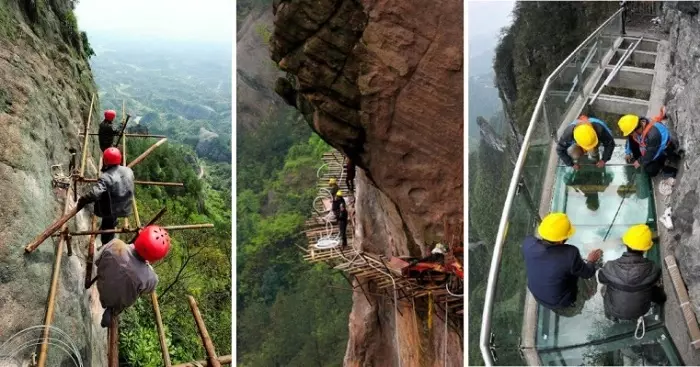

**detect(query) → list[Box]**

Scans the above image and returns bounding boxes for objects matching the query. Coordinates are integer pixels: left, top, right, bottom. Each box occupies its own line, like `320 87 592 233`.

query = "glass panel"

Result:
539 327 681 366
522 108 551 208
536 141 662 350
489 192 538 365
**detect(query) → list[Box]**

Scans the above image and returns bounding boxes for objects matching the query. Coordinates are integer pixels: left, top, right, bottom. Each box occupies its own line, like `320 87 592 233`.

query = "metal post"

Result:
187 296 221 367
79 94 95 177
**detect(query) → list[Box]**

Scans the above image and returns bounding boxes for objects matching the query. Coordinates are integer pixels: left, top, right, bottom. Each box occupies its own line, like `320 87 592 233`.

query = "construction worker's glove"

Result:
633 160 641 169
596 160 606 168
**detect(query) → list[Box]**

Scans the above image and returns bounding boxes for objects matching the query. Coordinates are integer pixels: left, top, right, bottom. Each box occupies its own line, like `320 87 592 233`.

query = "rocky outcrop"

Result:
270 0 463 365
661 1 700 321
0 1 103 365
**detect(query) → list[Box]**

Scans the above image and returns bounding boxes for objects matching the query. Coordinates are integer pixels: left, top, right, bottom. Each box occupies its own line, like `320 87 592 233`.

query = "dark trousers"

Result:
346 177 354 192
100 216 118 244
338 218 348 247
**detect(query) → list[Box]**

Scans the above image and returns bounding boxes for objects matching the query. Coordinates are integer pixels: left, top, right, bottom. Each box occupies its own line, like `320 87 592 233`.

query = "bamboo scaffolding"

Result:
78 177 185 187
108 314 119 367
187 296 221 367
24 206 80 253
79 94 95 177
151 292 172 366
80 133 168 138
53 223 214 237
128 138 167 168
172 355 233 367
84 215 98 288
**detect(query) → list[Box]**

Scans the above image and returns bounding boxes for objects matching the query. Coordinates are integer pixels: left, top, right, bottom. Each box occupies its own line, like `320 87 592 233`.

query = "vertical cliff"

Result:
270 0 463 365
0 0 103 365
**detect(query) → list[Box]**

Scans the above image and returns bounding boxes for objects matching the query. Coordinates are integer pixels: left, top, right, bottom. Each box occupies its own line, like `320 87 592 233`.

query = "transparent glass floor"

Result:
535 142 682 365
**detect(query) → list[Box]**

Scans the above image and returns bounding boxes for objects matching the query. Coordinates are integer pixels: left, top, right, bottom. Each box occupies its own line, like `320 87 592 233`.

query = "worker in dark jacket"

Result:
556 116 615 170
618 112 683 178
332 191 348 248
598 224 666 321
99 109 121 152
345 157 356 193
96 225 170 327
522 212 603 317
328 178 340 198
409 243 446 266
77 147 135 245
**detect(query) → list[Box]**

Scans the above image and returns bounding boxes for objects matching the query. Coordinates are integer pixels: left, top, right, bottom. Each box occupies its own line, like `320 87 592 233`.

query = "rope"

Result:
635 316 645 340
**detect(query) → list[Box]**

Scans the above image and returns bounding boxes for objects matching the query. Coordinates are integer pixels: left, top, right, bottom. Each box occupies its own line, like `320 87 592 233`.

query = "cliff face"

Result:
661 1 700 322
270 0 463 365
0 1 103 365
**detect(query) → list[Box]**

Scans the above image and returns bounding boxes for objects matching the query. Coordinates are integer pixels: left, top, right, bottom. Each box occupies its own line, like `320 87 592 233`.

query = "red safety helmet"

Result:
133 225 171 262
103 147 122 166
104 110 117 122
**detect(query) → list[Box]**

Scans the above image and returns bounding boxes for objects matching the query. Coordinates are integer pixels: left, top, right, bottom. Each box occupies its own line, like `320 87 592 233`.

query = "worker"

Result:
556 115 615 170
77 147 135 245
618 113 683 178
99 109 121 152
522 212 603 317
409 242 447 267
95 225 170 327
598 224 666 321
328 178 339 198
345 157 356 193
333 191 348 248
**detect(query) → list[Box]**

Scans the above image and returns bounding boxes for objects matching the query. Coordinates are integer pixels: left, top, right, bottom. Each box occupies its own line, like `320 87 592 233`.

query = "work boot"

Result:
101 308 112 328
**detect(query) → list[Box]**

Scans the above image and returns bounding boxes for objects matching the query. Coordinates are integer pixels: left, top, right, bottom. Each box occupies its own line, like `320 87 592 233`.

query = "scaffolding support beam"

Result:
78 177 185 187
108 314 120 367
55 223 214 237
24 206 80 253
85 215 98 288
128 138 167 168
187 295 221 367
172 355 233 367
79 93 95 177
151 292 172 366
80 133 168 139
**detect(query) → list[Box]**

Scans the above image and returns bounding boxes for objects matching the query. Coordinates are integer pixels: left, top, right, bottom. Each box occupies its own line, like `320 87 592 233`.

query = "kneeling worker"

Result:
522 213 603 317
556 115 615 170
618 112 682 178
95 225 171 327
77 147 135 245
598 224 666 321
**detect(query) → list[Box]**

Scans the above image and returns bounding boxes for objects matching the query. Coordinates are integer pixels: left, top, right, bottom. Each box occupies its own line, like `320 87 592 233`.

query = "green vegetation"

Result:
254 23 272 45
81 31 95 58
236 108 352 366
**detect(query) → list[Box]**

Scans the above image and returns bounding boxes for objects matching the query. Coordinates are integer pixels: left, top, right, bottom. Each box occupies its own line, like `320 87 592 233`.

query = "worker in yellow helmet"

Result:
332 190 348 248
522 213 602 317
618 109 683 178
598 224 666 321
556 115 615 170
328 177 339 197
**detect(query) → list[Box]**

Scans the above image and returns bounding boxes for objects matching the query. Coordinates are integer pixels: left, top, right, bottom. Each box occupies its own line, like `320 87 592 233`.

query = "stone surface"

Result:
271 0 463 363
0 1 104 365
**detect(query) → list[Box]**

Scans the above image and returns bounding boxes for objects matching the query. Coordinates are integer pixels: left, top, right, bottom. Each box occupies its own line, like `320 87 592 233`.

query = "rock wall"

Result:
661 1 700 322
270 0 463 365
0 1 104 365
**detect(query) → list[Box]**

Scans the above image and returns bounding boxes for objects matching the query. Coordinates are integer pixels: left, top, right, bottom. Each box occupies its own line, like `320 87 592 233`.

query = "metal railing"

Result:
479 7 624 366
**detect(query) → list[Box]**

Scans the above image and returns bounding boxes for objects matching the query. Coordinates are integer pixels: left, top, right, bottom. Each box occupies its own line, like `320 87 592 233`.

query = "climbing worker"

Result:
328 178 339 198
333 191 348 248
408 243 447 267
556 115 615 170
76 147 135 245
99 109 121 152
522 212 603 317
345 157 356 193
95 225 170 327
598 224 666 322
618 111 683 178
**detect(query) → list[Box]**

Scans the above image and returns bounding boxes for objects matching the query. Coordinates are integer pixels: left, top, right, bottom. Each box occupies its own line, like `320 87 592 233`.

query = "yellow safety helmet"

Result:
573 124 599 151
618 114 640 137
538 213 576 242
622 224 653 251
329 178 337 185
336 190 343 197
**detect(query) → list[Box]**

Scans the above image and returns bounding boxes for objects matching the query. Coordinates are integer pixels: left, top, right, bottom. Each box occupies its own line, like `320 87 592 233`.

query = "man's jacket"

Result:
598 251 665 320
99 120 121 151
625 120 670 166
522 236 597 309
96 239 158 313
556 117 615 166
84 165 135 218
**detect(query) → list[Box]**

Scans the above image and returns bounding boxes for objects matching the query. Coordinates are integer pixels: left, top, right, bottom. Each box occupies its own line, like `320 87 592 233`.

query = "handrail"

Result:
479 7 624 366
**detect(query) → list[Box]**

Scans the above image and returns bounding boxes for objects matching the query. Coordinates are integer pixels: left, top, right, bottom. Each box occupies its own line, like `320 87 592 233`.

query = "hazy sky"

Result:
468 0 516 38
75 0 233 43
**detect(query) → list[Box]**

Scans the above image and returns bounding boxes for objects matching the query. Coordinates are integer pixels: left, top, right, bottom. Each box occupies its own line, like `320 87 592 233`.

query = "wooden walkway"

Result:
300 151 463 330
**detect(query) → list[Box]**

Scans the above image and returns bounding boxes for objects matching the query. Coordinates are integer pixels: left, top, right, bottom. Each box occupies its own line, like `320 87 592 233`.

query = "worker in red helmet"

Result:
99 109 121 152
95 225 171 327
76 147 135 245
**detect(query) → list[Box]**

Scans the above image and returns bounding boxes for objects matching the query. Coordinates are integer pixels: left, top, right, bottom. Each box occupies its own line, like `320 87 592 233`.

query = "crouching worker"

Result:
599 224 666 322
76 147 134 245
409 243 447 267
523 213 603 317
556 115 615 170
95 225 171 327
618 112 683 178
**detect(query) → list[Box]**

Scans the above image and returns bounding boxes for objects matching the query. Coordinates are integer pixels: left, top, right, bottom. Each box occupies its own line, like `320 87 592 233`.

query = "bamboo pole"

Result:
79 94 95 177
172 355 233 367
24 206 80 253
127 138 167 168
54 223 213 237
122 127 129 230
37 191 72 367
187 296 221 367
85 215 98 288
107 313 119 367
78 178 184 187
80 133 167 139
151 293 172 366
